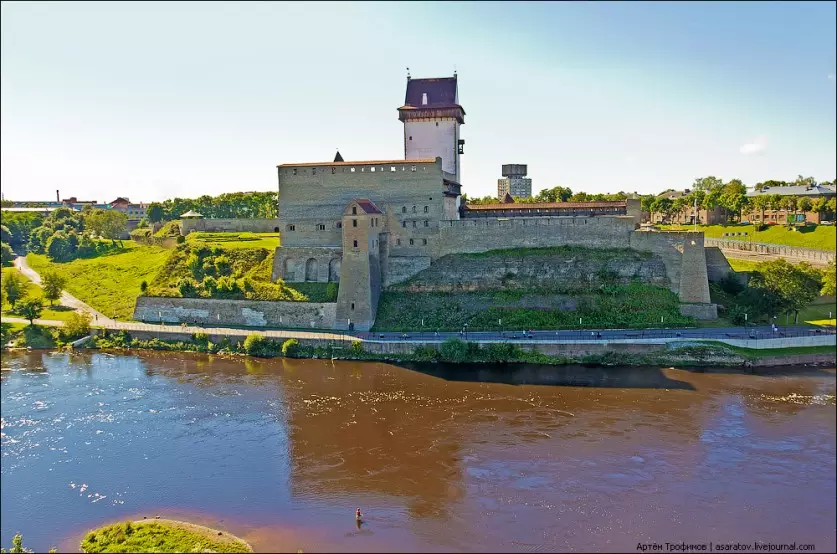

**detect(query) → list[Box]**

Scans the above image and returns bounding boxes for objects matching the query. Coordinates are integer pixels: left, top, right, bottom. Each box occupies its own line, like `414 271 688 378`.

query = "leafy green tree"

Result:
1 242 14 266
17 296 44 326
720 179 748 221
0 211 43 248
797 197 813 214
146 203 165 223
46 231 74 262
41 271 67 305
1 271 26 308
0 225 11 243
535 186 573 203
692 176 724 191
792 175 817 187
85 209 128 246
750 259 822 323
821 260 836 297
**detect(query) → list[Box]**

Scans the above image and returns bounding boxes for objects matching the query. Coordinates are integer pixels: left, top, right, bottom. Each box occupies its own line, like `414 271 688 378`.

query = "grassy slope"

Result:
702 342 836 359
659 223 836 251
27 242 170 320
81 521 251 553
148 243 336 303
1 267 79 322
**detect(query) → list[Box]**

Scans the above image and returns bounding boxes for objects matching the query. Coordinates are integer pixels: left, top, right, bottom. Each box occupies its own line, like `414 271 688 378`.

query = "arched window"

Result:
409 238 414 245
402 206 407 213
424 206 428 213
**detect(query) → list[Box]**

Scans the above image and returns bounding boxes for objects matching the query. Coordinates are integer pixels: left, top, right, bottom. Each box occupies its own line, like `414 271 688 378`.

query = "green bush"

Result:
63 312 92 340
281 338 301 357
176 277 197 296
411 345 439 361
214 255 231 275
46 231 75 262
439 338 470 362
350 340 364 354
243 333 269 356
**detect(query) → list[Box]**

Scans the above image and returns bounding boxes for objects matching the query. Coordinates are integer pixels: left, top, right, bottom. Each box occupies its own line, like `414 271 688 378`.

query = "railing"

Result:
705 238 835 263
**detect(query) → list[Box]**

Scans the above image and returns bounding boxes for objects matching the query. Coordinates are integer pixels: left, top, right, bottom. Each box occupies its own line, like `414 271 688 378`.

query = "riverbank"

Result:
71 329 836 369
81 519 253 553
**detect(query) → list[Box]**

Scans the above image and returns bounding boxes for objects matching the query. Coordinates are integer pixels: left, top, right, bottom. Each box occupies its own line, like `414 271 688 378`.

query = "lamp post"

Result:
499 318 503 338
421 318 424 341
464 323 468 341
744 312 747 336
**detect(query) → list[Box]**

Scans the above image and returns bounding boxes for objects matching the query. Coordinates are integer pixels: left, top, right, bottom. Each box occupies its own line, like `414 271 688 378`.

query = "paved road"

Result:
6 256 835 344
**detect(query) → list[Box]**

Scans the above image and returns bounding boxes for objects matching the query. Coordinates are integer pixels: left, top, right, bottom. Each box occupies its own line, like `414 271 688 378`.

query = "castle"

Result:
268 73 717 330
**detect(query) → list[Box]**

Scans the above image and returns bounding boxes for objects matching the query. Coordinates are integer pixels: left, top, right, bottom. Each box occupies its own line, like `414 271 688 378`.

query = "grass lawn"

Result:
658 223 836 251
81 520 252 553
1 268 80 322
186 231 281 250
27 241 170 320
798 296 836 327
702 342 836 360
726 258 761 272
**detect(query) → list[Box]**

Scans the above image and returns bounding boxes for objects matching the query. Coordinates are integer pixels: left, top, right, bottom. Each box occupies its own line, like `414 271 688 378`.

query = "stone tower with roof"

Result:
398 72 465 187
334 198 385 330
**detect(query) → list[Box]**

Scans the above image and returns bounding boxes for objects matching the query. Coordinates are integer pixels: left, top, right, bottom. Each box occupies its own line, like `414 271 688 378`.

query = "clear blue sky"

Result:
1 1 835 203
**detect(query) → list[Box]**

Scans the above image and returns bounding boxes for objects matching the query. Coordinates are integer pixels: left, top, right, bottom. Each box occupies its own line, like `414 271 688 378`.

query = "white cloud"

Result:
740 136 767 155
623 155 637 163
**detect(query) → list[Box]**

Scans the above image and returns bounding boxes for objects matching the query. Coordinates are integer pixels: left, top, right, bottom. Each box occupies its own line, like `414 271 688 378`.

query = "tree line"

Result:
144 191 278 223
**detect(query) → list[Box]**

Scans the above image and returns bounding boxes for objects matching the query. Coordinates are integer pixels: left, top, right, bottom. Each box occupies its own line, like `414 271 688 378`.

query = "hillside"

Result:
375 246 693 331
658 223 836 251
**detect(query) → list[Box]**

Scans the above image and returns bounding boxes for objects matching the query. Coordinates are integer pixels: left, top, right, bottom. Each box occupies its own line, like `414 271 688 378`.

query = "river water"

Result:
1 351 835 553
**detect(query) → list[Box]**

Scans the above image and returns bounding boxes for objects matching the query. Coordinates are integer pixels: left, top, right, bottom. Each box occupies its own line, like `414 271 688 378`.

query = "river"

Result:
1 351 835 553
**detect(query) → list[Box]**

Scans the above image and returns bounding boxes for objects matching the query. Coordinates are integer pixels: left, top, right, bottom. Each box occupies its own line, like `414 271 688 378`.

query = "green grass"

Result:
699 342 836 360
186 231 281 250
81 521 251 553
726 258 761 272
26 242 170 320
374 283 694 331
659 223 836 251
1 268 81 322
798 296 837 327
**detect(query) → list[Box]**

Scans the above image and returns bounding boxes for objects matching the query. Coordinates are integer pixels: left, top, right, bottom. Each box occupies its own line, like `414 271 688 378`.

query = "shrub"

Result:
214 255 231 275
439 338 470 363
176 235 185 244
139 280 148 294
0 242 14 266
1 271 26 307
718 273 745 295
192 332 210 343
186 254 202 276
350 340 364 354
281 338 301 357
482 342 520 362
411 345 439 361
243 333 271 357
77 233 97 257
63 312 92 340
176 277 197 297
201 275 217 293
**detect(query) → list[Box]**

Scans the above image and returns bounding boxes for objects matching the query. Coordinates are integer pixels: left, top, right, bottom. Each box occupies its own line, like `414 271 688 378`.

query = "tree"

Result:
750 195 768 225
146 203 165 223
821 260 836 297
797 197 813 214
1 271 26 308
0 532 56 553
85 209 128 245
17 296 44 326
41 271 66 305
692 176 724 191
45 231 74 262
0 225 10 243
63 312 92 340
792 175 816 188
750 259 822 323
0 242 14 266
720 179 748 221
535 186 573 203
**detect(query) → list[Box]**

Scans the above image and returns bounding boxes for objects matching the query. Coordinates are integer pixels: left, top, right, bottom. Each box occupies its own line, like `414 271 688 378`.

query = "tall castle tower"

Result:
398 71 465 185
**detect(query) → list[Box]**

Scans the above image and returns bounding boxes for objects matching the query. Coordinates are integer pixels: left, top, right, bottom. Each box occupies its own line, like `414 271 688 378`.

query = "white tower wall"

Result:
404 119 460 184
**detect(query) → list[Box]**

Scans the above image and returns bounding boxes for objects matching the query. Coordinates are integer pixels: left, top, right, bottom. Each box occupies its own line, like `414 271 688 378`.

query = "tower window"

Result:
353 219 357 227
352 206 357 215
402 206 407 213
424 220 428 227
402 221 407 228
424 206 429 213
336 222 342 228
409 239 414 245
312 167 317 175
422 93 428 105
396 239 401 246
287 224 295 231
318 224 325 231
353 240 358 248
351 302 355 310
409 136 413 141
435 122 439 127
293 169 297 175
422 239 427 245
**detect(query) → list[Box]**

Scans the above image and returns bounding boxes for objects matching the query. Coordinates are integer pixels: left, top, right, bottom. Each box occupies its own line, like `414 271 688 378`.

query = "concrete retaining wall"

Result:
134 296 336 329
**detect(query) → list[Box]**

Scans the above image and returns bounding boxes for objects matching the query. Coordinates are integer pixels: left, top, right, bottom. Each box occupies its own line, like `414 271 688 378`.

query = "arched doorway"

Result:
283 258 294 281
328 258 341 282
305 258 318 282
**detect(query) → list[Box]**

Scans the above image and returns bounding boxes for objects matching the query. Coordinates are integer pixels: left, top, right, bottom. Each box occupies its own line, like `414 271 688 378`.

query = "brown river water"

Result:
1 351 835 553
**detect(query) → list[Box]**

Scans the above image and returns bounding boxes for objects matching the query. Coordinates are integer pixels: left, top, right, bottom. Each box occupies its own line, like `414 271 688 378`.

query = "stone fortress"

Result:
270 73 719 330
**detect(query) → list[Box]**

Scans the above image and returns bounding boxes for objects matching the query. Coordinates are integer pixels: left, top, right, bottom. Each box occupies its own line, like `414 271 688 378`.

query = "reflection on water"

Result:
1 351 835 553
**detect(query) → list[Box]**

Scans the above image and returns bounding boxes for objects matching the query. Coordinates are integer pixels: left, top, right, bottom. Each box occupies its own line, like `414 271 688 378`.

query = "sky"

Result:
1 1 835 203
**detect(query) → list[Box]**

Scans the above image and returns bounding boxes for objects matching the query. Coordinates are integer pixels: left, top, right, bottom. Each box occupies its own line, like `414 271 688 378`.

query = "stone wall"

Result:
180 218 281 235
390 249 669 292
438 216 636 257
134 296 336 329
705 238 835 266
704 246 735 282
679 303 718 320
384 256 432 287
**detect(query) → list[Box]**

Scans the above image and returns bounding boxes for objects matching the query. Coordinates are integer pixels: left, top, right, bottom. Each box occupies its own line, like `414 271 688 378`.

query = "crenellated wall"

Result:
179 218 281 235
